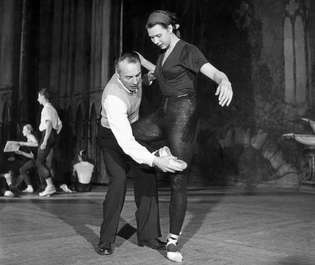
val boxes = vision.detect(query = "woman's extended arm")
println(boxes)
[15,150,34,159]
[19,134,38,147]
[200,63,233,107]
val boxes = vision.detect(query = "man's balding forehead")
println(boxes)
[117,59,140,73]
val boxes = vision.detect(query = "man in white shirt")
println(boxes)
[96,52,185,255]
[36,88,63,197]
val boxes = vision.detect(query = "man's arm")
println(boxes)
[104,95,183,172]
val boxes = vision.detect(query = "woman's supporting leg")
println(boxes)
[18,160,35,192]
[36,147,56,196]
[164,96,198,262]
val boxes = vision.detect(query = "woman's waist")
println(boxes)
[161,93,196,114]
[162,91,196,99]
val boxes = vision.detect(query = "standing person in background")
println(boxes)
[72,149,94,192]
[136,10,233,262]
[96,52,186,256]
[0,172,14,197]
[36,88,63,197]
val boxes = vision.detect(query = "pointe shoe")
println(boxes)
[166,244,183,262]
[4,190,14,197]
[169,157,187,171]
[158,146,172,157]
[23,186,34,193]
[3,173,12,184]
[166,235,183,263]
[39,186,56,197]
[155,146,187,171]
[60,184,72,193]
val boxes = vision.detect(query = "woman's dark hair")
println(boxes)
[146,10,181,38]
[79,149,87,161]
[38,88,50,100]
[24,124,34,133]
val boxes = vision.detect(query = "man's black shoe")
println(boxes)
[138,238,166,250]
[95,245,113,255]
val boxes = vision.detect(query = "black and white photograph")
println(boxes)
[0,0,314,264]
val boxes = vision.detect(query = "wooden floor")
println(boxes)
[0,187,315,265]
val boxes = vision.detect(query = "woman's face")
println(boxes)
[147,24,172,50]
[37,93,45,105]
[22,126,30,137]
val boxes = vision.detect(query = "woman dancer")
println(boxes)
[36,88,62,197]
[72,150,94,192]
[15,124,38,193]
[137,10,233,262]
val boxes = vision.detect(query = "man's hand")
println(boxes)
[153,156,186,173]
[215,79,233,107]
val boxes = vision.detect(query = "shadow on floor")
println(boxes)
[277,255,315,265]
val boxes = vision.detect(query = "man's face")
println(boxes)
[117,61,142,92]
[147,24,172,50]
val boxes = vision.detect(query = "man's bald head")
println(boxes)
[115,52,141,74]
[115,52,142,93]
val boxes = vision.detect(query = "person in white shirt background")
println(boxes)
[36,88,63,197]
[96,52,186,256]
[72,149,94,192]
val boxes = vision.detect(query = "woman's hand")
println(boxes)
[200,63,233,107]
[215,79,233,107]
[14,150,22,155]
[40,141,47,150]
[134,51,156,72]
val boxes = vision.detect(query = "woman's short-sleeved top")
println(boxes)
[154,39,208,96]
[73,161,94,184]
[39,103,62,133]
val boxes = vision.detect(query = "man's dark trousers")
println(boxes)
[98,126,161,248]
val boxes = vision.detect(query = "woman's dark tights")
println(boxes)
[132,95,197,235]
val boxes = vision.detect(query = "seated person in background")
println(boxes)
[302,117,315,133]
[0,172,15,197]
[72,150,94,192]
[14,124,39,193]
[0,124,38,196]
